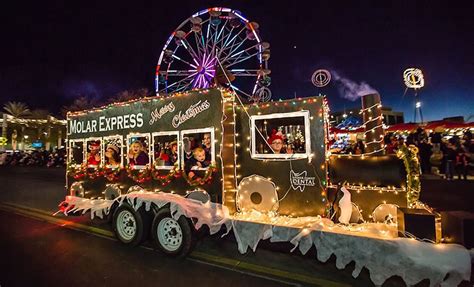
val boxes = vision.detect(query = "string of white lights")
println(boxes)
[362,116,384,127]
[359,103,382,114]
[215,53,276,154]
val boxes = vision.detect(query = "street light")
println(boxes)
[415,101,421,108]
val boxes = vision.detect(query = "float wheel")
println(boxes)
[112,203,149,246]
[151,206,194,257]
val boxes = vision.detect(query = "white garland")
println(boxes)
[61,193,471,287]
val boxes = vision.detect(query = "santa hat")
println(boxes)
[89,141,100,149]
[267,129,284,144]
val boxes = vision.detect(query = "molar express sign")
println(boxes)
[68,113,144,134]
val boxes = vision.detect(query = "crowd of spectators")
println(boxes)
[0,148,66,167]
[385,128,473,180]
[330,128,473,180]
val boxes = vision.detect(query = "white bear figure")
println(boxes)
[338,186,352,224]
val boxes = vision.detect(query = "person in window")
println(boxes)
[87,141,101,165]
[185,147,209,179]
[201,133,212,165]
[166,141,178,166]
[128,140,149,166]
[105,143,120,166]
[286,143,294,154]
[191,147,208,169]
[267,130,284,154]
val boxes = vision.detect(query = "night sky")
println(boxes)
[1,0,473,121]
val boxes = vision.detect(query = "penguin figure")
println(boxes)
[338,186,352,224]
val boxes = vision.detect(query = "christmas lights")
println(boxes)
[396,144,421,208]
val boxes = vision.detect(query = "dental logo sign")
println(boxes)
[290,170,315,192]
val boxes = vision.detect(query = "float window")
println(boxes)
[180,128,214,176]
[127,134,150,169]
[103,136,123,167]
[86,139,102,167]
[152,132,179,169]
[250,111,311,160]
[69,140,85,166]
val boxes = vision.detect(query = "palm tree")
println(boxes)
[3,101,31,118]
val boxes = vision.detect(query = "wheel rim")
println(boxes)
[116,210,137,241]
[157,217,183,252]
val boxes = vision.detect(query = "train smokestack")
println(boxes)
[361,93,384,155]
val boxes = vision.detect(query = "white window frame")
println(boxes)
[68,139,85,167]
[85,137,103,167]
[102,135,124,168]
[180,127,215,170]
[152,131,180,170]
[250,111,311,160]
[126,133,151,169]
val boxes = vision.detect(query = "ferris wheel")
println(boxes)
[155,7,272,102]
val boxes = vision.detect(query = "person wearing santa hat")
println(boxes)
[87,141,101,165]
[267,130,284,154]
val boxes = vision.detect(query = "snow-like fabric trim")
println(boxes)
[61,193,471,287]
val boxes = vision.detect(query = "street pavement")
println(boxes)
[0,167,473,286]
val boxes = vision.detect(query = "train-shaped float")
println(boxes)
[58,7,471,287]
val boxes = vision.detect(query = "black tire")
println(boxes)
[151,207,195,257]
[112,203,150,246]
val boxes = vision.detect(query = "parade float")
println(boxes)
[58,7,471,287]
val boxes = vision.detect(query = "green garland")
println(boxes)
[396,144,421,208]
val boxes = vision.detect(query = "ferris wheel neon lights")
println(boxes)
[155,7,271,102]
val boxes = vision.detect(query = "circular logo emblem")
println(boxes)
[403,68,424,89]
[311,69,331,87]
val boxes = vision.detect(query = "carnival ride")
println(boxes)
[155,7,271,103]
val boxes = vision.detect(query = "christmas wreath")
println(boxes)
[151,164,181,186]
[126,164,152,183]
[182,165,217,186]
[86,165,104,180]
[103,165,122,182]
[67,164,86,180]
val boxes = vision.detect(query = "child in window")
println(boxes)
[186,147,209,179]
[128,140,149,166]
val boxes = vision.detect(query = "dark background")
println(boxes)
[1,0,473,120]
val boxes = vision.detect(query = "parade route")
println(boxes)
[0,201,348,287]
